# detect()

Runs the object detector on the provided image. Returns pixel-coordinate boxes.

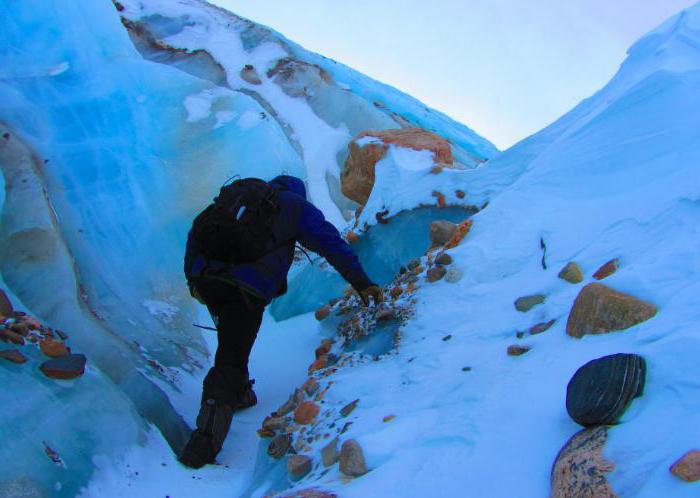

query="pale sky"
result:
[211,0,696,149]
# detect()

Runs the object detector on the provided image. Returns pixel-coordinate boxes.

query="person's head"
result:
[269,175,307,199]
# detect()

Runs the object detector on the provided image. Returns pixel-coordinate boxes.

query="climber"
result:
[180,174,382,468]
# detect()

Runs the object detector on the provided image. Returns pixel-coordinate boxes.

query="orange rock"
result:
[406,283,417,294]
[507,344,531,356]
[346,231,359,243]
[314,305,331,321]
[444,219,473,249]
[593,258,619,280]
[432,191,446,208]
[0,328,24,345]
[294,401,320,425]
[670,450,700,482]
[390,286,403,299]
[24,316,41,330]
[0,349,27,364]
[309,356,328,373]
[302,378,320,396]
[315,339,332,359]
[383,415,396,423]
[40,339,69,358]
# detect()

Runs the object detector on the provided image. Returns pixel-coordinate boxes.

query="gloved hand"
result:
[359,284,383,306]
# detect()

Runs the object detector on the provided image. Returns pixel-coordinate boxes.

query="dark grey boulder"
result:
[566,353,646,427]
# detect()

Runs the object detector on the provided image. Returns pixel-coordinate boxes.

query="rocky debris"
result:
[507,344,531,356]
[39,354,86,380]
[444,219,473,249]
[322,437,340,467]
[558,262,584,284]
[314,305,331,321]
[593,258,619,280]
[39,338,69,358]
[429,220,459,247]
[375,308,395,321]
[268,434,292,459]
[262,415,289,433]
[410,265,425,276]
[308,356,328,374]
[340,399,359,417]
[566,283,657,338]
[287,454,312,480]
[339,439,368,477]
[341,128,453,205]
[670,450,700,482]
[435,252,453,265]
[346,231,360,244]
[445,267,463,283]
[239,64,262,84]
[551,426,616,498]
[9,322,29,336]
[276,389,306,417]
[566,353,646,427]
[315,339,333,359]
[295,401,321,425]
[442,334,452,341]
[0,348,27,364]
[514,294,546,312]
[529,319,556,335]
[389,286,403,299]
[303,378,320,397]
[0,289,12,316]
[407,259,421,271]
[426,266,447,282]
[0,328,25,345]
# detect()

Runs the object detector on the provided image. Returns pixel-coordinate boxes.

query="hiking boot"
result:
[231,379,257,411]
[178,398,234,469]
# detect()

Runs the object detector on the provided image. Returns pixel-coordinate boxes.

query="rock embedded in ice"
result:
[294,401,321,425]
[8,322,28,336]
[0,289,13,317]
[339,439,368,477]
[426,266,447,282]
[407,259,421,271]
[267,433,292,459]
[529,319,556,335]
[443,219,474,249]
[550,426,616,498]
[455,189,466,199]
[566,283,657,338]
[314,305,331,321]
[558,262,584,284]
[39,354,86,380]
[239,64,262,85]
[0,349,27,364]
[389,286,403,299]
[345,231,360,244]
[287,454,312,480]
[670,450,700,482]
[507,344,531,356]
[303,378,320,396]
[276,388,306,417]
[0,328,25,345]
[262,415,289,433]
[514,294,546,312]
[445,267,464,284]
[340,399,359,417]
[593,258,620,280]
[322,437,340,467]
[566,353,646,427]
[315,339,333,359]
[39,338,69,358]
[435,252,453,265]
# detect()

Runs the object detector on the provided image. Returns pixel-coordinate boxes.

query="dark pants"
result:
[193,280,266,406]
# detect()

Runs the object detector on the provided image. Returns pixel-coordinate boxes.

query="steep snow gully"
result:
[2,0,700,497]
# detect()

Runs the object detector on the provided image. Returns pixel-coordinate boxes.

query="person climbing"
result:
[180,175,382,468]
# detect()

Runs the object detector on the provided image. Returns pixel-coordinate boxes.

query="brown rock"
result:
[40,339,69,358]
[314,305,331,321]
[514,294,546,312]
[268,434,292,459]
[303,378,320,397]
[430,164,443,174]
[566,283,657,338]
[410,265,425,275]
[426,266,447,283]
[39,354,86,380]
[262,415,288,433]
[309,356,328,374]
[346,231,359,243]
[0,349,27,364]
[9,322,29,336]
[529,319,556,335]
[340,399,359,417]
[294,401,320,425]
[322,437,339,467]
[287,454,312,480]
[435,252,453,265]
[551,426,616,498]
[507,345,531,356]
[389,286,403,299]
[276,388,305,417]
[455,190,466,199]
[383,415,396,423]
[315,339,333,359]
[670,450,700,482]
[594,259,620,280]
[240,64,262,85]
[0,289,12,317]
[341,128,453,205]
[558,262,584,284]
[339,439,368,477]
[0,328,25,345]
[444,219,473,249]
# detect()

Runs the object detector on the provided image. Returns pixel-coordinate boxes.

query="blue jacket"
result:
[185,175,373,304]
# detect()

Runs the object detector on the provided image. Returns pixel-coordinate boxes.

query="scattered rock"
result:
[322,437,339,467]
[445,267,463,283]
[444,219,473,249]
[455,190,465,199]
[40,354,86,380]
[410,265,425,275]
[383,415,396,422]
[315,339,333,359]
[670,450,700,482]
[314,305,331,321]
[529,319,556,335]
[346,231,359,243]
[558,262,583,284]
[0,349,27,364]
[287,454,312,480]
[276,388,305,417]
[262,415,289,433]
[407,259,421,271]
[566,353,646,427]
[435,253,453,265]
[294,401,320,425]
[39,339,69,358]
[0,328,25,345]
[514,294,546,312]
[507,345,531,356]
[461,366,472,372]
[268,434,292,459]
[429,220,458,247]
[309,356,328,374]
[551,426,615,498]
[426,266,447,282]
[340,399,359,417]
[375,308,395,321]
[389,286,403,299]
[240,64,262,84]
[303,378,320,397]
[0,289,13,317]
[9,322,29,336]
[430,164,443,174]
[566,283,657,338]
[339,439,368,477]
[593,258,619,280]
[442,334,452,341]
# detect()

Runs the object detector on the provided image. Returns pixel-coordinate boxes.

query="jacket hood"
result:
[270,175,307,199]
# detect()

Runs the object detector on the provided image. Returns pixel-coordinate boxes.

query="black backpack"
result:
[191,178,279,265]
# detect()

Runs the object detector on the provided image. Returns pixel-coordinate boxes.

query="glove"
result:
[358,284,383,306]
